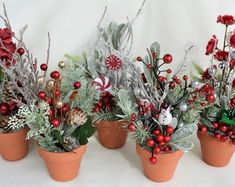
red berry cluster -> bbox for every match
[93,91,115,112]
[137,100,158,117]
[199,122,235,144]
[0,101,17,116]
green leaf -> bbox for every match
[170,140,194,152]
[71,116,96,145]
[150,42,160,57]
[193,63,204,75]
[171,123,197,142]
[51,129,72,152]
[112,23,125,50]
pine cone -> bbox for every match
[0,115,11,132]
[2,83,15,102]
[66,108,87,126]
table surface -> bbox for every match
[1,133,235,187]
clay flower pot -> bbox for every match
[96,120,128,149]
[136,144,183,182]
[0,128,29,161]
[38,145,86,182]
[198,131,235,167]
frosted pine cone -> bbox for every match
[1,83,15,102]
[66,108,87,126]
[0,115,11,132]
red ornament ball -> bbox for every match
[166,126,174,134]
[105,55,122,70]
[163,54,173,64]
[153,146,161,154]
[54,89,61,97]
[51,118,60,127]
[40,63,48,71]
[206,94,215,103]
[200,126,207,133]
[157,134,164,142]
[183,75,188,80]
[37,91,47,100]
[128,123,136,132]
[48,109,54,117]
[136,56,142,61]
[227,130,233,137]
[0,103,10,115]
[212,122,219,129]
[130,113,137,121]
[169,82,176,89]
[47,98,53,105]
[164,135,171,142]
[220,136,228,142]
[149,156,157,164]
[146,138,155,147]
[73,81,81,89]
[230,33,235,48]
[50,71,60,79]
[214,133,221,139]
[219,125,228,132]
[153,129,161,136]
[17,48,25,56]
[147,64,152,69]
[166,69,172,74]
[230,97,235,107]
[62,103,70,114]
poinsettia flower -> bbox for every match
[0,28,14,44]
[214,50,229,61]
[205,35,217,55]
[217,15,235,25]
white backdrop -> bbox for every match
[1,0,235,71]
[1,1,235,187]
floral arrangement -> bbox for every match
[0,4,42,133]
[10,65,96,152]
[118,42,209,164]
[194,15,235,141]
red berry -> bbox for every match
[233,79,235,87]
[183,75,188,80]
[17,48,25,55]
[50,71,60,79]
[136,56,142,61]
[169,82,176,89]
[166,69,172,74]
[37,91,47,100]
[128,123,136,132]
[203,84,214,94]
[48,109,54,117]
[206,94,215,103]
[47,98,53,105]
[175,79,181,84]
[220,136,228,142]
[73,81,81,89]
[130,113,137,121]
[62,103,70,113]
[163,54,173,64]
[164,146,171,152]
[219,125,228,132]
[227,130,233,137]
[230,97,235,107]
[54,89,61,97]
[147,64,152,69]
[0,103,10,115]
[157,135,164,142]
[149,156,157,164]
[153,129,161,135]
[164,135,171,142]
[173,76,178,81]
[212,122,219,129]
[146,138,155,147]
[166,126,174,134]
[201,126,207,133]
[214,133,221,139]
[153,146,161,154]
[159,141,166,146]
[51,118,60,127]
[40,64,48,71]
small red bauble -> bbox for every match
[163,54,173,64]
[212,122,219,129]
[17,48,25,56]
[230,97,235,107]
[169,82,176,89]
[40,63,48,71]
[54,89,61,97]
[166,69,172,74]
[50,71,60,79]
[130,113,137,121]
[166,126,174,134]
[214,133,221,139]
[73,81,81,89]
[105,55,122,70]
[153,146,161,154]
[157,134,164,142]
[230,33,235,48]
[219,125,228,132]
[128,123,136,132]
[37,91,47,100]
[136,56,142,61]
[164,135,171,142]
[220,136,228,142]
[227,130,233,137]
[51,118,60,127]
[48,109,54,117]
[206,94,215,103]
[200,126,207,133]
[149,156,157,164]
[0,103,10,115]
[147,64,152,69]
[47,98,53,105]
[175,79,181,84]
[146,138,155,147]
[153,129,161,135]
[183,75,188,80]
[62,103,70,114]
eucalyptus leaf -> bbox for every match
[171,123,197,142]
[170,140,194,152]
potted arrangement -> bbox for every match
[10,65,96,181]
[118,42,203,182]
[194,15,235,167]
[0,4,42,161]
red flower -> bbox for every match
[0,28,14,44]
[233,79,235,87]
[230,32,235,48]
[217,15,235,25]
[205,35,217,55]
[214,50,228,61]
[230,59,235,68]
[202,68,212,80]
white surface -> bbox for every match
[1,134,235,187]
[1,0,235,71]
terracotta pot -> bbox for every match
[136,144,183,182]
[96,120,128,149]
[0,128,29,161]
[38,145,86,182]
[198,131,235,167]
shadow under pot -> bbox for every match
[197,131,235,167]
[0,128,29,161]
[136,144,183,182]
[38,145,86,182]
[95,120,128,149]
